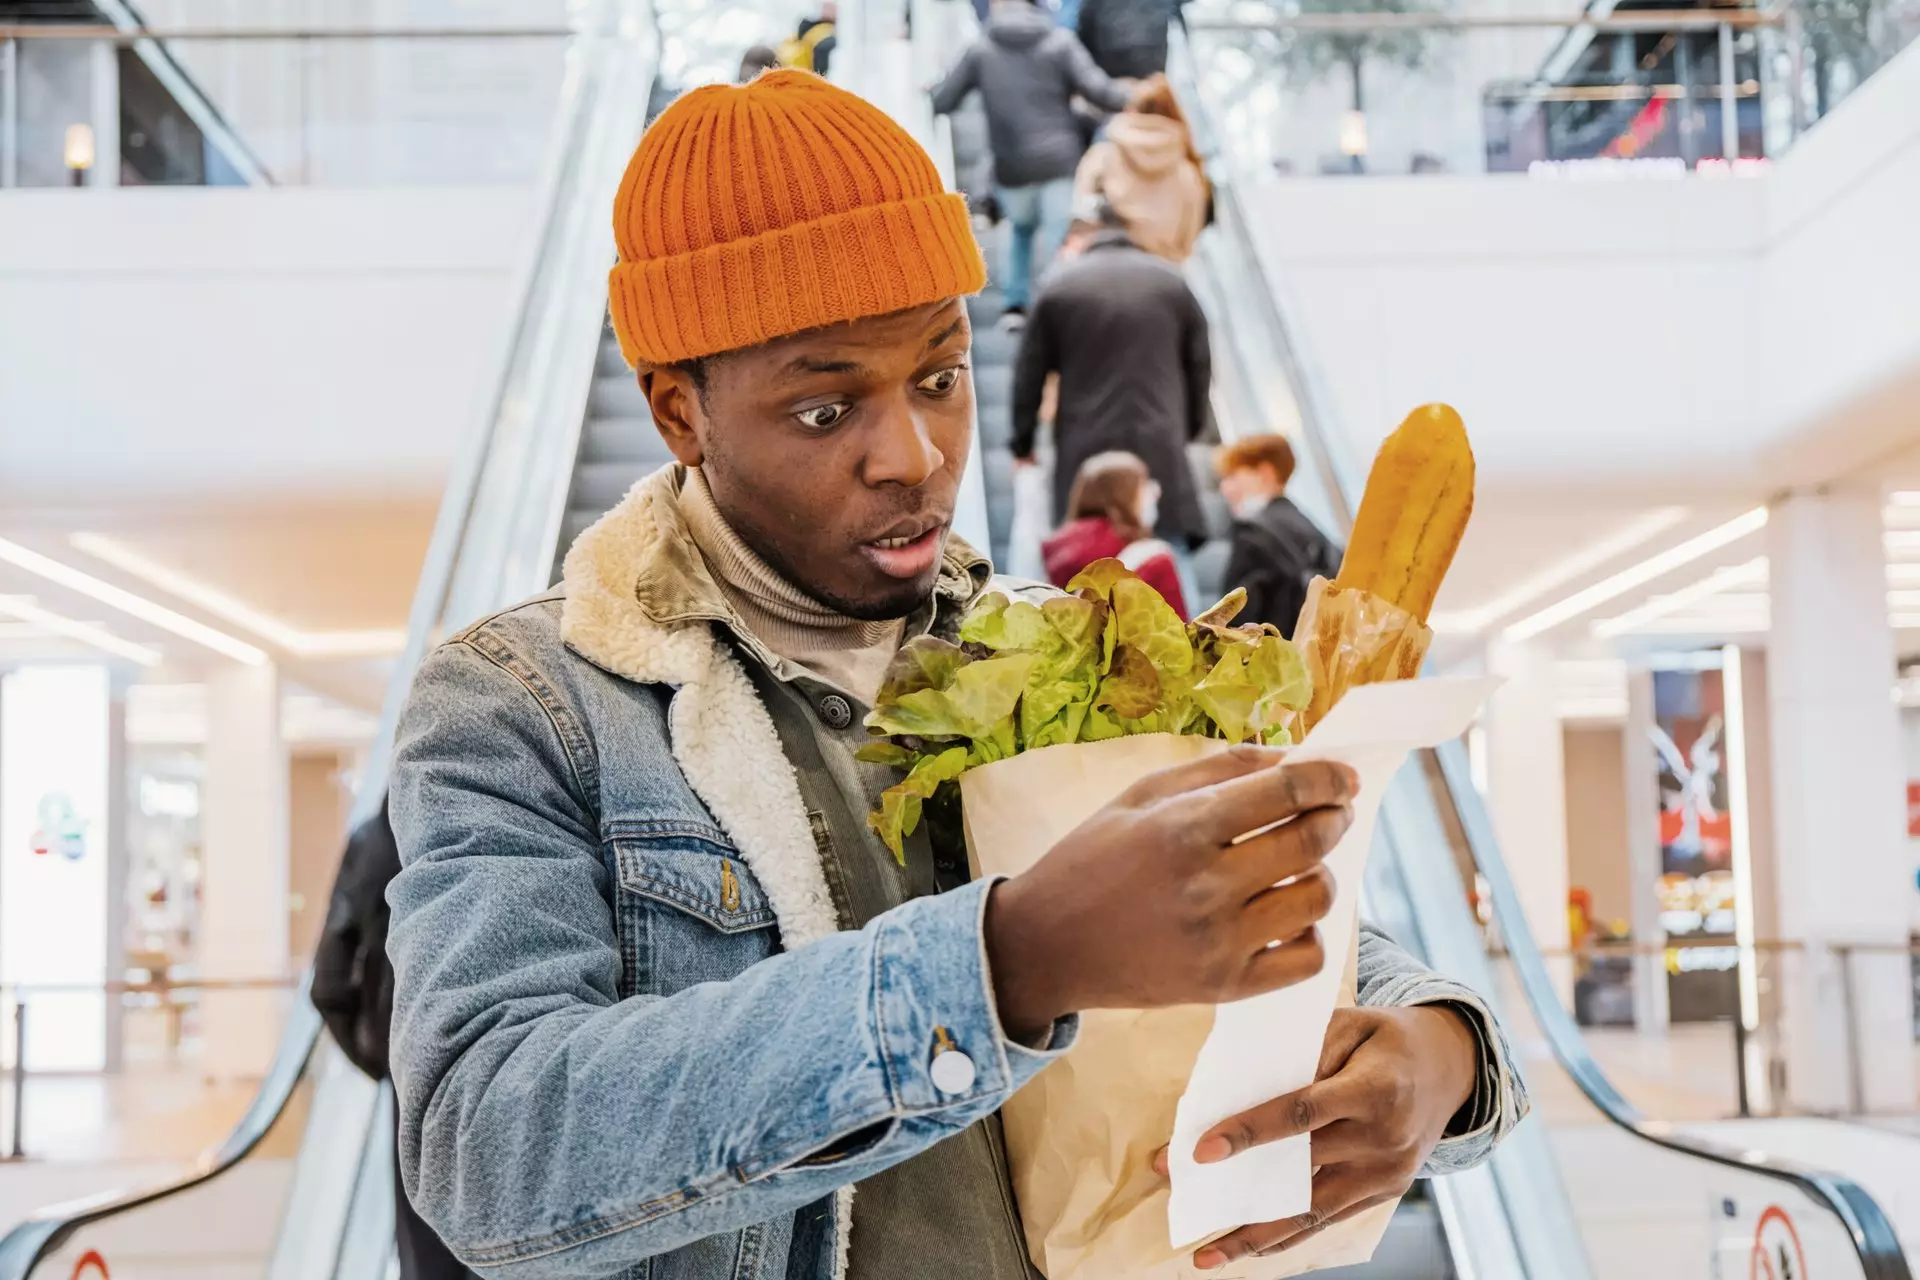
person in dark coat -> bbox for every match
[1214,433,1343,636]
[1076,0,1183,79]
[931,0,1128,320]
[312,799,476,1280]
[1011,201,1212,549]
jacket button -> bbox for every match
[819,694,853,729]
[930,1048,977,1095]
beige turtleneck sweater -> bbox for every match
[679,468,905,704]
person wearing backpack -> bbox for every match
[1216,434,1342,636]
[311,798,476,1280]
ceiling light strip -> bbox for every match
[0,595,161,666]
[1503,507,1769,642]
[0,537,266,665]
[1591,557,1769,639]
[1429,506,1690,636]
[68,533,407,658]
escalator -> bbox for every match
[1,6,1912,1279]
[1167,25,1913,1280]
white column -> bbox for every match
[1620,666,1671,1032]
[1484,640,1573,999]
[200,665,289,1080]
[0,666,113,1071]
[1765,484,1915,1112]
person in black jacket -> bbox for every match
[1012,200,1212,549]
[312,799,475,1280]
[1215,433,1343,636]
[1076,0,1183,79]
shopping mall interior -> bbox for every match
[0,0,1918,1275]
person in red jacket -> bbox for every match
[1042,450,1189,618]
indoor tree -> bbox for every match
[1273,0,1442,171]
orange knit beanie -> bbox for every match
[608,69,987,368]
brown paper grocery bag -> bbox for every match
[961,736,1396,1280]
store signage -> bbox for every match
[0,666,110,1071]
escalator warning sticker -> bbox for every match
[69,1252,109,1280]
[1750,1206,1807,1280]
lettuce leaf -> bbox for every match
[868,745,971,861]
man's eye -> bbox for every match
[796,402,850,430]
[918,365,968,396]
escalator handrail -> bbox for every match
[0,981,321,1272]
[1171,29,1912,1278]
[1434,742,1915,1280]
[0,10,650,1277]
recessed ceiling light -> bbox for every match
[67,534,406,658]
[0,537,266,665]
[1429,507,1689,636]
[1503,508,1769,642]
[0,594,161,666]
[1592,558,1769,639]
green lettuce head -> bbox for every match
[861,561,1312,859]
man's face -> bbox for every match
[641,299,974,621]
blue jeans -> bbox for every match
[996,176,1075,312]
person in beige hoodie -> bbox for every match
[1073,74,1210,262]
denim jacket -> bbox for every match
[386,466,1527,1279]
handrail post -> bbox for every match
[1718,20,1739,161]
[1835,943,1864,1115]
[1731,1004,1752,1118]
[6,998,23,1161]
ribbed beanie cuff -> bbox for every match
[610,190,984,367]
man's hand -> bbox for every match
[1011,454,1040,468]
[1157,1005,1480,1269]
[986,749,1356,1038]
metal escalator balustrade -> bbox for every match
[0,5,659,1277]
[1170,22,1912,1280]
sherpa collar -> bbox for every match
[559,461,992,1280]
[561,464,989,689]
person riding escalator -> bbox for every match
[311,798,476,1280]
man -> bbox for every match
[1217,433,1344,636]
[310,799,474,1280]
[1012,201,1211,552]
[931,0,1129,327]
[1076,0,1184,79]
[387,70,1525,1279]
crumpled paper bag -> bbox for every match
[959,680,1495,1279]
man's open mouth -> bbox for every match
[859,520,949,579]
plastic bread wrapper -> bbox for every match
[959,673,1496,1279]
[1286,577,1434,742]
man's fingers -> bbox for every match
[1187,759,1358,848]
[1235,865,1336,950]
[1193,1165,1389,1268]
[1316,1008,1377,1082]
[1117,744,1286,809]
[1193,1068,1369,1163]
[1222,807,1353,897]
[1305,1118,1378,1168]
[1230,928,1327,1000]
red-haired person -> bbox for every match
[1042,450,1190,619]
[1216,433,1341,636]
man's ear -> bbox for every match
[638,366,705,467]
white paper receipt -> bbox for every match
[1165,675,1499,1248]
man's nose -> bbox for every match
[863,395,947,488]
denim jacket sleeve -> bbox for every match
[1356,923,1530,1176]
[385,639,1074,1276]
